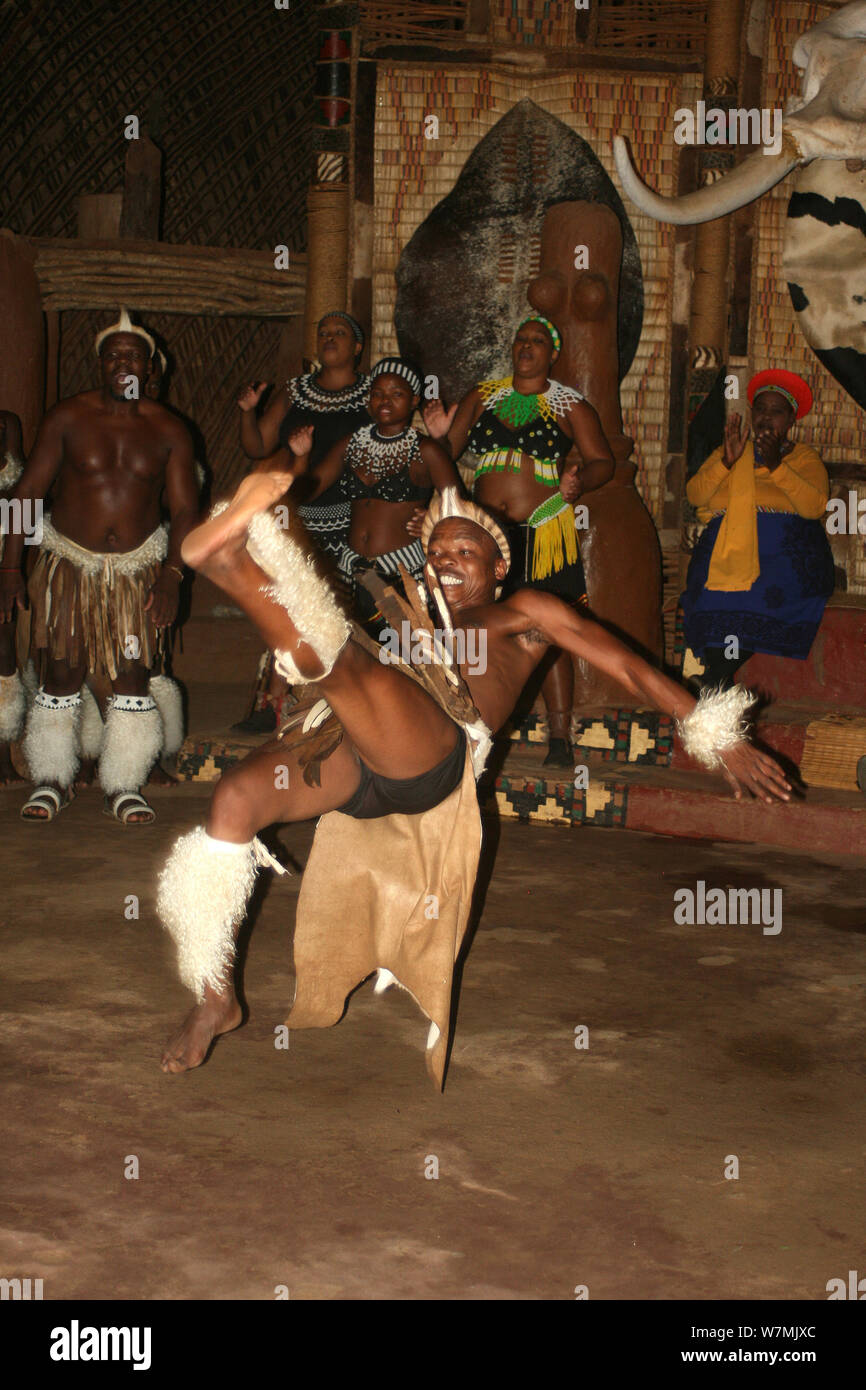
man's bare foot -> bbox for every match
[148,761,177,787]
[0,748,24,786]
[181,472,295,573]
[161,990,243,1073]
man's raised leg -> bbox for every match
[183,475,459,776]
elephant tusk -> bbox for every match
[612,134,803,226]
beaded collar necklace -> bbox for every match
[345,423,420,478]
[290,371,370,414]
[478,376,584,429]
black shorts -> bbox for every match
[336,728,466,820]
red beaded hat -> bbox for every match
[747,369,812,419]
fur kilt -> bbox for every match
[28,516,168,681]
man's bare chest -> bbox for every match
[62,431,167,485]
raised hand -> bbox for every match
[237,382,267,413]
[287,425,314,457]
[423,399,457,440]
[722,413,750,469]
[718,742,791,803]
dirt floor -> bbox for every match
[2,769,865,1301]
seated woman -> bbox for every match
[681,369,835,689]
[287,357,460,637]
[423,315,615,765]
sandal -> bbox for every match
[21,785,74,822]
[103,791,156,825]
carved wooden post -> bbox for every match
[304,2,357,364]
[681,0,746,537]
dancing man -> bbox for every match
[0,310,199,823]
[424,315,616,766]
[157,475,790,1085]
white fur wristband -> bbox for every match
[677,685,755,771]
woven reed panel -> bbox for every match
[752,1,866,593]
[595,1,707,53]
[489,0,576,46]
[373,65,700,525]
[800,715,866,792]
[1,0,316,499]
[360,2,468,42]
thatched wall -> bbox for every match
[0,0,318,494]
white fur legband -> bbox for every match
[0,452,23,492]
[79,685,105,759]
[246,510,350,683]
[98,694,162,794]
[149,675,184,755]
[158,828,286,999]
[22,688,82,788]
[0,671,25,743]
[677,685,755,771]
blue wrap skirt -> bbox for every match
[681,511,834,660]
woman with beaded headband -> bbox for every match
[424,314,616,766]
[285,357,461,637]
[681,369,834,690]
[0,409,26,785]
[235,311,371,731]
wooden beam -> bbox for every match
[358,43,703,72]
[24,238,306,317]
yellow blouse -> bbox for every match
[687,441,829,524]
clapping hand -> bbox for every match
[560,462,582,505]
[753,427,783,470]
[722,413,750,469]
[287,425,314,457]
[237,381,267,412]
[423,399,457,440]
[405,507,426,538]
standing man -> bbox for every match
[424,315,616,765]
[0,310,200,823]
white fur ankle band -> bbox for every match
[98,694,163,795]
[149,675,184,756]
[245,510,350,683]
[22,689,82,788]
[677,685,755,770]
[0,671,25,743]
[158,827,287,999]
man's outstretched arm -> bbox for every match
[507,589,791,803]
